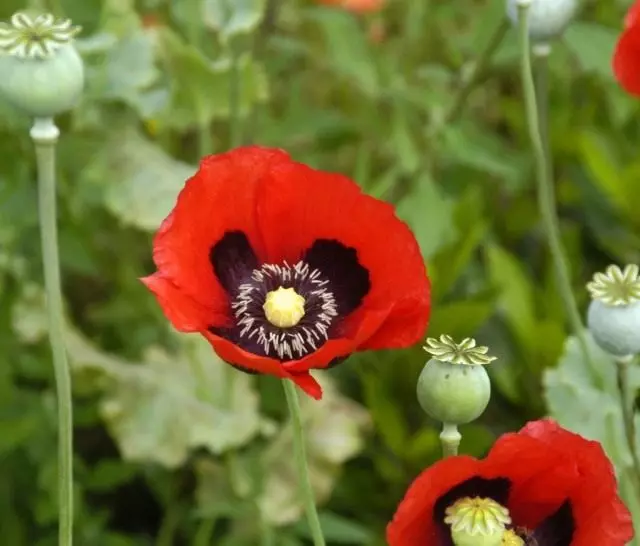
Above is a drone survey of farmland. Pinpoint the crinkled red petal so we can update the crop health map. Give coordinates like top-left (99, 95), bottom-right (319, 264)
top-left (141, 273), bottom-right (229, 331)
top-left (520, 419), bottom-right (634, 546)
top-left (613, 26), bottom-right (640, 97)
top-left (257, 160), bottom-right (430, 352)
top-left (150, 146), bottom-right (292, 324)
top-left (387, 419), bottom-right (632, 546)
top-left (386, 456), bottom-right (481, 545)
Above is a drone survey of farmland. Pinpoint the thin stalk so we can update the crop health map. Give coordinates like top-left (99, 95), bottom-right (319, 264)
top-left (282, 380), bottom-right (325, 546)
top-left (516, 4), bottom-right (597, 380)
top-left (616, 356), bottom-right (640, 502)
top-left (440, 423), bottom-right (461, 457)
top-left (441, 17), bottom-right (510, 126)
top-left (229, 47), bottom-right (242, 148)
top-left (31, 117), bottom-right (74, 546)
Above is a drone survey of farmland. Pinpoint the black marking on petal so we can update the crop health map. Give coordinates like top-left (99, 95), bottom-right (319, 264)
top-left (210, 231), bottom-right (259, 295)
top-left (530, 501), bottom-right (574, 546)
top-left (303, 239), bottom-right (370, 316)
top-left (432, 477), bottom-right (511, 546)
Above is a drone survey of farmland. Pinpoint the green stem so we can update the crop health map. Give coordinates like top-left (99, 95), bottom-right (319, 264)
top-left (441, 17), bottom-right (510, 126)
top-left (282, 380), bottom-right (325, 546)
top-left (31, 117), bottom-right (74, 546)
top-left (440, 423), bottom-right (461, 457)
top-left (193, 516), bottom-right (217, 546)
top-left (229, 48), bottom-right (242, 148)
top-left (616, 356), bottom-right (640, 502)
top-left (517, 4), bottom-right (597, 380)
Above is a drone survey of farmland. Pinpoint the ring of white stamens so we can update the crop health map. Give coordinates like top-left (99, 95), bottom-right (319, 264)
top-left (231, 260), bottom-right (338, 360)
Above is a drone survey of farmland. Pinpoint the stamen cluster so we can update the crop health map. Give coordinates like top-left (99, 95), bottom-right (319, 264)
top-left (232, 261), bottom-right (338, 360)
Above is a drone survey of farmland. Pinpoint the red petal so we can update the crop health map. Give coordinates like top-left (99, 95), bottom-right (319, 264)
top-left (613, 26), bottom-right (640, 97)
top-left (386, 456), bottom-right (481, 545)
top-left (626, 0), bottom-right (640, 28)
top-left (141, 273), bottom-right (228, 331)
top-left (289, 374), bottom-right (323, 399)
top-left (520, 419), bottom-right (634, 546)
top-left (257, 160), bottom-right (430, 352)
top-left (151, 146), bottom-right (291, 322)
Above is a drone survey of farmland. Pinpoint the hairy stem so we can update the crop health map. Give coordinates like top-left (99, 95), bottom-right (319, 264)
top-left (517, 4), bottom-right (597, 381)
top-left (32, 117), bottom-right (74, 546)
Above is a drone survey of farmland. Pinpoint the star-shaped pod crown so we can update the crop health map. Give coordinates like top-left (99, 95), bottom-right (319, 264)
top-left (0, 12), bottom-right (80, 59)
top-left (423, 335), bottom-right (497, 366)
top-left (587, 264), bottom-right (640, 307)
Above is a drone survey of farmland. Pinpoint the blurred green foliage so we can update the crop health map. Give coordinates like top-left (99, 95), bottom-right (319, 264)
top-left (1, 0), bottom-right (639, 544)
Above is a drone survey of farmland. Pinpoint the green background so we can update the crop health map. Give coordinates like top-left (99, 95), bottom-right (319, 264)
top-left (1, 0), bottom-right (639, 544)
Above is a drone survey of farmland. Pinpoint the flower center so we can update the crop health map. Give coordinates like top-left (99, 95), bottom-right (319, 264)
top-left (445, 497), bottom-right (512, 546)
top-left (229, 261), bottom-right (338, 360)
top-left (263, 286), bottom-right (306, 328)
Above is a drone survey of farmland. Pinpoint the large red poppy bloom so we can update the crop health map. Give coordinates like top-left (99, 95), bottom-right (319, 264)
top-left (387, 419), bottom-right (633, 546)
top-left (613, 0), bottom-right (640, 96)
top-left (142, 146), bottom-right (430, 400)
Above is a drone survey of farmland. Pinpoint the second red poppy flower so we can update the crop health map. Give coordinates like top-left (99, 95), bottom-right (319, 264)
top-left (142, 146), bottom-right (430, 399)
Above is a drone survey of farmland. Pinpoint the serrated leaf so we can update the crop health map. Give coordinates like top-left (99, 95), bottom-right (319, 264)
top-left (204, 0), bottom-right (266, 41)
top-left (67, 330), bottom-right (267, 467)
top-left (83, 127), bottom-right (195, 231)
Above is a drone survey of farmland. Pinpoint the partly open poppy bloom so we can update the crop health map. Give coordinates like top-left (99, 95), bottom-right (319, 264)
top-left (613, 0), bottom-right (640, 96)
top-left (387, 419), bottom-right (633, 546)
top-left (142, 146), bottom-right (429, 400)
top-left (315, 0), bottom-right (385, 15)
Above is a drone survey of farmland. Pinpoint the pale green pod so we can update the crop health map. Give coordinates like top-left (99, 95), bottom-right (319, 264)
top-left (506, 0), bottom-right (577, 43)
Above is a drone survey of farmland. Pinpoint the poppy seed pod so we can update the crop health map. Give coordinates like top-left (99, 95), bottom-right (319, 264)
top-left (417, 336), bottom-right (495, 425)
top-left (586, 265), bottom-right (640, 357)
top-left (506, 0), bottom-right (577, 43)
top-left (0, 12), bottom-right (84, 117)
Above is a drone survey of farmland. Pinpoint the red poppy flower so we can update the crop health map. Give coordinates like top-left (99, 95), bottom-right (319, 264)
top-left (387, 419), bottom-right (633, 546)
top-left (142, 146), bottom-right (430, 400)
top-left (613, 0), bottom-right (640, 96)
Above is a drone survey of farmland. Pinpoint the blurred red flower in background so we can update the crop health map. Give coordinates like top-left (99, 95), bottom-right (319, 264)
top-left (387, 419), bottom-right (633, 546)
top-left (613, 0), bottom-right (640, 95)
top-left (142, 146), bottom-right (429, 400)
top-left (316, 0), bottom-right (385, 14)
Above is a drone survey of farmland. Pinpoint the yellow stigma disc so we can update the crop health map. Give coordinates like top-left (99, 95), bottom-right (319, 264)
top-left (263, 286), bottom-right (306, 328)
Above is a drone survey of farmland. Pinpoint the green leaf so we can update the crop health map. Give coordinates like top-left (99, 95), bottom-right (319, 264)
top-left (486, 244), bottom-right (537, 358)
top-left (396, 172), bottom-right (456, 259)
top-left (156, 28), bottom-right (268, 129)
top-left (84, 127), bottom-right (195, 231)
top-left (294, 511), bottom-right (373, 544)
top-left (563, 23), bottom-right (618, 80)
top-left (203, 0), bottom-right (266, 42)
top-left (67, 330), bottom-right (267, 467)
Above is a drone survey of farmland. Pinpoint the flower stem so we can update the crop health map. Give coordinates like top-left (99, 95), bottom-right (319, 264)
top-left (442, 16), bottom-right (510, 126)
top-left (440, 423), bottom-right (461, 457)
top-left (615, 355), bottom-right (640, 501)
top-left (516, 4), bottom-right (597, 381)
top-left (229, 48), bottom-right (242, 148)
top-left (31, 117), bottom-right (74, 546)
top-left (282, 380), bottom-right (325, 546)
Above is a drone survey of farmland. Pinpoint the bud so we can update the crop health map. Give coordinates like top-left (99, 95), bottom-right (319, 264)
top-left (586, 264), bottom-right (640, 357)
top-left (417, 335), bottom-right (496, 425)
top-left (506, 0), bottom-right (577, 43)
top-left (0, 12), bottom-right (84, 117)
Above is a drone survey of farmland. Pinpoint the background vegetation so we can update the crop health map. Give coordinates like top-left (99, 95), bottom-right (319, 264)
top-left (1, 0), bottom-right (639, 544)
